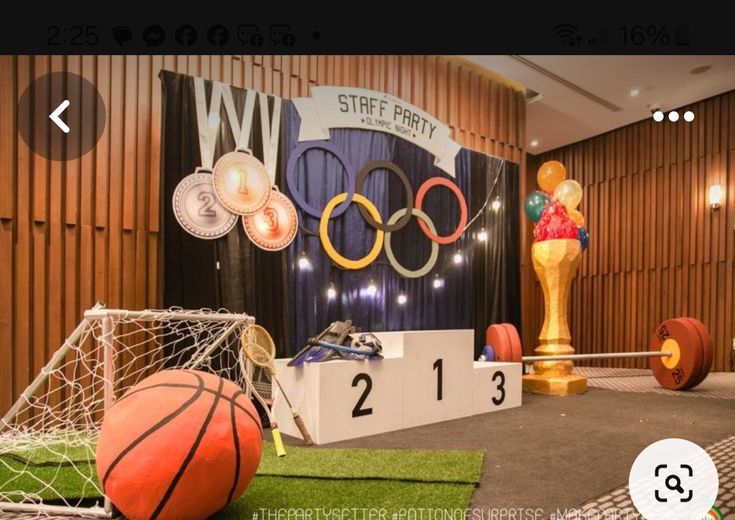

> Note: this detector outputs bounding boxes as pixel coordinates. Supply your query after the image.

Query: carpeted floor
[577,434,734,519]
[316,381,735,516]
[568,366,735,400]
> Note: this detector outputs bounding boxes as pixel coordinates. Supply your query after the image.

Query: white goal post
[0,303,257,518]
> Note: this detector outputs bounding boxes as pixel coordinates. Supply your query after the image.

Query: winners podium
[272,330,521,444]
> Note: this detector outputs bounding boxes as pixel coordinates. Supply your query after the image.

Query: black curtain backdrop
[161,71,520,357]
[160,70,289,352]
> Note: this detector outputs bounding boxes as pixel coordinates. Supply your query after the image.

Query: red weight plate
[486,324,512,363]
[680,317,713,389]
[649,318,702,391]
[501,323,523,363]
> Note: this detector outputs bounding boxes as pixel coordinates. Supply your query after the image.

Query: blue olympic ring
[285,141,355,219]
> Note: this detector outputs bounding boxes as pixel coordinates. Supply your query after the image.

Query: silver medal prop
[172,78,237,239]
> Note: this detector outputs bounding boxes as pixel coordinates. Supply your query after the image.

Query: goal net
[0,304,261,518]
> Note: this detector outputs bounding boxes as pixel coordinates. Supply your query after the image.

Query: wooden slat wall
[526,91,734,372]
[0,55,526,411]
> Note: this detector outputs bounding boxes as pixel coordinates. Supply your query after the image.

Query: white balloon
[553,180,583,211]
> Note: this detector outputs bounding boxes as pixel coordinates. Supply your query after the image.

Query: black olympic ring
[355,160,414,232]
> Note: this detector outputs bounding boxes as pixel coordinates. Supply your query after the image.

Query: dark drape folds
[161,71,520,359]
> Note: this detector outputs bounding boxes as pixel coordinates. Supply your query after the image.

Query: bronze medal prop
[173,171,238,239]
[242,188,298,251]
[212,150,272,215]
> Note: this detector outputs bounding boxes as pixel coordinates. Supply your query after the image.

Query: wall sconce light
[709,184,723,209]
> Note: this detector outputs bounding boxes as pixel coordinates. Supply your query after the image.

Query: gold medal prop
[213,150,272,215]
[242,187,299,251]
[213,89,282,217]
[173,79,237,239]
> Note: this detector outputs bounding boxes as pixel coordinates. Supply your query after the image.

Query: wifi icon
[553,24,581,46]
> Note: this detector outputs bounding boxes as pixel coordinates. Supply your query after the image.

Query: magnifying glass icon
[665,474,685,494]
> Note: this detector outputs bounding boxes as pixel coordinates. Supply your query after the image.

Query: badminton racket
[241,324,314,445]
[238,350,286,457]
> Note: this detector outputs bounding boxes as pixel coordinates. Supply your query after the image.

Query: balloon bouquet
[521,160,590,396]
[524,160,589,251]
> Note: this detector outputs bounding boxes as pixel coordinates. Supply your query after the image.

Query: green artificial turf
[2,432,96,465]
[1,440,484,511]
[259,443,484,483]
[215,477,475,518]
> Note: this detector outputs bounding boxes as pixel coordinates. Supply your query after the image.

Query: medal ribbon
[194,77,223,170]
[259,92,282,184]
[221,85,256,153]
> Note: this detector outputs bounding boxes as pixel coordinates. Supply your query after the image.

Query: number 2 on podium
[352,373,373,418]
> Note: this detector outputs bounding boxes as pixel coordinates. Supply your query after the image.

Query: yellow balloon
[537,160,566,194]
[554,180,583,211]
[569,209,585,227]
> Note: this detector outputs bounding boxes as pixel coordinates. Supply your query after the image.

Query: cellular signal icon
[553,24,582,46]
[587,26,608,46]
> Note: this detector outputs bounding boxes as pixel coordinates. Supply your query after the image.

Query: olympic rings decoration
[319,193,385,270]
[286,141,471,275]
[383,208,439,278]
[286,141,355,219]
[414,177,468,245]
[355,161,414,232]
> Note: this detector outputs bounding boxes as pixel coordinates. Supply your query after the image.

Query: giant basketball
[96,369,262,520]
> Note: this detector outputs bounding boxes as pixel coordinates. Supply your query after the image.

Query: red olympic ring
[414,177,468,245]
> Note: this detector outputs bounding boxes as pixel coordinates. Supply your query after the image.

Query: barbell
[484,317,713,391]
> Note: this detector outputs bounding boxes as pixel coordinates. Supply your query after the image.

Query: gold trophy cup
[522,238,588,395]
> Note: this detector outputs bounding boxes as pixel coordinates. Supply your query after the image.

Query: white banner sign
[293,87,462,177]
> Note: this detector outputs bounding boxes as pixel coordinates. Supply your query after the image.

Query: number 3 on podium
[492,371,505,405]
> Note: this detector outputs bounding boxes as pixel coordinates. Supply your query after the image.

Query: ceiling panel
[464,55,735,153]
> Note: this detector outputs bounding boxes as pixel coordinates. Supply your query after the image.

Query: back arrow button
[49,100,71,133]
[18,72,106,160]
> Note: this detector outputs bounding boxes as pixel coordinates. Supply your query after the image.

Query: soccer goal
[0,303,257,518]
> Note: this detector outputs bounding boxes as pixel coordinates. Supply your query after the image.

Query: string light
[477,228,488,242]
[327,283,337,300]
[366,280,378,297]
[433,274,444,289]
[453,250,463,264]
[298,252,311,270]
[491,198,502,212]
[397,293,407,305]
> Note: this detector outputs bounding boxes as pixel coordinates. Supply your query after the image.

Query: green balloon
[524,191,549,222]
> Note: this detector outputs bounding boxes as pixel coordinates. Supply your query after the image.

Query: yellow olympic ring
[319,193,385,270]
